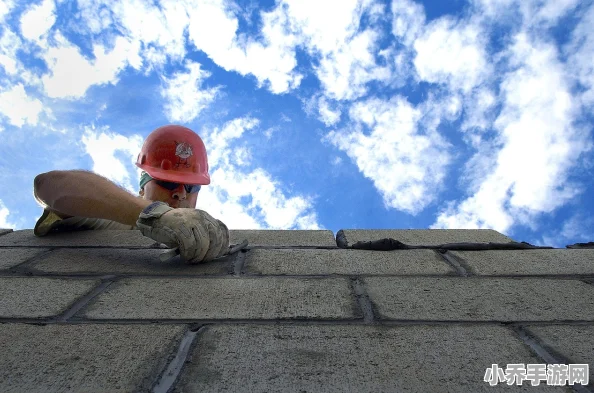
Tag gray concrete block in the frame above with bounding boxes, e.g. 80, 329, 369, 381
364, 277, 594, 321
0, 228, 12, 236
30, 248, 233, 275
452, 249, 594, 276
0, 323, 185, 393
0, 229, 157, 247
338, 229, 514, 246
230, 230, 336, 247
245, 249, 455, 275
0, 277, 99, 318
83, 277, 356, 320
0, 248, 49, 269
525, 325, 594, 386
176, 324, 566, 392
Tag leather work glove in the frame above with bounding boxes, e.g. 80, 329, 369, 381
136, 201, 230, 263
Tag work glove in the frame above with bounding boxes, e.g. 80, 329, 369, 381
136, 201, 230, 263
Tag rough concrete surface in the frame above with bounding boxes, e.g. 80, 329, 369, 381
0, 247, 49, 269
0, 229, 158, 247
524, 324, 594, 386
452, 249, 594, 275
0, 228, 13, 236
0, 323, 186, 393
339, 229, 514, 246
364, 277, 594, 321
175, 324, 568, 393
83, 277, 357, 320
0, 277, 99, 318
230, 229, 336, 247
245, 248, 456, 275
30, 248, 233, 275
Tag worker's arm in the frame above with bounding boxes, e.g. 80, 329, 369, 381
34, 170, 151, 226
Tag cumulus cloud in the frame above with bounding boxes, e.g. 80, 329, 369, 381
200, 117, 321, 229
433, 32, 592, 232
42, 33, 141, 99
0, 199, 16, 229
283, 0, 391, 100
326, 96, 451, 214
81, 127, 144, 193
0, 84, 45, 127
19, 0, 56, 44
160, 60, 220, 123
187, 0, 302, 94
413, 18, 489, 93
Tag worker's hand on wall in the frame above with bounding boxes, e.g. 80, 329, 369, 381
136, 201, 230, 263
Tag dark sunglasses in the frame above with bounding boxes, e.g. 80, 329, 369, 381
154, 180, 201, 193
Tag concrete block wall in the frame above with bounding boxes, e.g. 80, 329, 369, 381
0, 228, 592, 392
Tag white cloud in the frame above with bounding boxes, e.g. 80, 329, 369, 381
326, 96, 451, 214
20, 0, 56, 44
160, 60, 220, 123
0, 23, 21, 75
433, 33, 592, 232
200, 117, 321, 229
0, 199, 16, 229
391, 0, 425, 46
317, 96, 342, 126
81, 127, 144, 193
0, 0, 15, 25
41, 33, 141, 99
0, 84, 45, 127
565, 3, 594, 108
283, 0, 390, 100
187, 0, 302, 94
413, 18, 489, 93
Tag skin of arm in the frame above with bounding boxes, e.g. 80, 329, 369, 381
34, 170, 152, 227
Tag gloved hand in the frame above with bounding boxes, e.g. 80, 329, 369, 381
136, 201, 230, 263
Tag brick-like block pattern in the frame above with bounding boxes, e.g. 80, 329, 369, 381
83, 277, 357, 320
338, 229, 514, 246
364, 277, 594, 321
30, 248, 233, 275
176, 324, 565, 392
0, 277, 99, 318
0, 228, 12, 236
452, 249, 594, 275
0, 323, 185, 392
245, 249, 455, 275
0, 248, 49, 269
525, 325, 594, 386
230, 230, 336, 247
0, 229, 158, 247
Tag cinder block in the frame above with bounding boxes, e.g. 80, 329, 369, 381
0, 248, 49, 270
338, 229, 514, 246
0, 230, 157, 247
0, 228, 12, 236
30, 248, 233, 275
83, 277, 357, 320
176, 324, 565, 392
525, 325, 594, 386
230, 230, 336, 247
452, 249, 594, 276
364, 277, 594, 321
0, 277, 99, 318
245, 249, 455, 275
0, 323, 185, 392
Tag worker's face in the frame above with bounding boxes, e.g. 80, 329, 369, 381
140, 180, 199, 208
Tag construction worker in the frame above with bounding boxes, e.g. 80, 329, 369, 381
33, 124, 229, 263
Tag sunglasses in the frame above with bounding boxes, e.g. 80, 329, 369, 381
154, 179, 201, 193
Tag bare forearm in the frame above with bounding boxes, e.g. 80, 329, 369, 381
34, 170, 151, 226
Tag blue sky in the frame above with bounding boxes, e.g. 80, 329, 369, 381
0, 0, 593, 247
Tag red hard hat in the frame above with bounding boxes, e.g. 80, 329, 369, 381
135, 124, 210, 185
